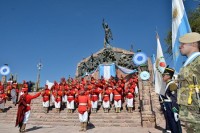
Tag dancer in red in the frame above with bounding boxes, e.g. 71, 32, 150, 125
77, 89, 91, 132
15, 88, 41, 132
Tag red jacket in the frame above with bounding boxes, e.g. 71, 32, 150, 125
0, 93, 7, 104
91, 88, 99, 102
113, 87, 122, 101
103, 89, 110, 102
24, 92, 41, 112
53, 90, 63, 103
77, 95, 91, 114
41, 89, 51, 102
125, 86, 135, 99
67, 90, 75, 102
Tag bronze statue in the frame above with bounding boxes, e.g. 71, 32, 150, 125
102, 19, 113, 48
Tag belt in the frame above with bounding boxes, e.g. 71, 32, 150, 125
128, 93, 132, 94
115, 95, 121, 96
104, 95, 108, 96
79, 103, 87, 105
164, 99, 172, 102
68, 96, 74, 97
92, 95, 97, 96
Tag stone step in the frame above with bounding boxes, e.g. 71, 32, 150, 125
0, 114, 141, 121
1, 93, 143, 127
0, 119, 141, 127
5, 106, 140, 114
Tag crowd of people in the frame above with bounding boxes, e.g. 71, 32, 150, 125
1, 32, 200, 133
0, 74, 139, 132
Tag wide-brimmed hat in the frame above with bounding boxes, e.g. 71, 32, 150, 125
179, 32, 200, 43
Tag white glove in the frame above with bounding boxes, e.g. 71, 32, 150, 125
174, 112, 179, 122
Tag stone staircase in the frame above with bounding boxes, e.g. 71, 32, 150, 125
0, 59, 165, 128
0, 94, 142, 127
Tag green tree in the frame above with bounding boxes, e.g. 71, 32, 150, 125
189, 7, 200, 33
165, 7, 200, 56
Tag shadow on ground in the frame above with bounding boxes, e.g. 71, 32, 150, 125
155, 125, 165, 133
87, 122, 95, 130
26, 126, 43, 132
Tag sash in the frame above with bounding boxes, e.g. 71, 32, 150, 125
183, 52, 200, 67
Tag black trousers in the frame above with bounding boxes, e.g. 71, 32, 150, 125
165, 102, 182, 133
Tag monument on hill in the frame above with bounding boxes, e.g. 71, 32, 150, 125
76, 47, 136, 78
76, 20, 137, 78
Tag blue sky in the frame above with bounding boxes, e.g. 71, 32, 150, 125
0, 0, 199, 86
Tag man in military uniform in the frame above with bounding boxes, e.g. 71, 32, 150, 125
162, 67, 182, 133
178, 32, 200, 133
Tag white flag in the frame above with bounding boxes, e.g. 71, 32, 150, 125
155, 33, 166, 95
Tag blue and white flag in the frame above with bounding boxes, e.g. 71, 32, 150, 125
99, 63, 116, 80
172, 0, 191, 73
117, 65, 137, 74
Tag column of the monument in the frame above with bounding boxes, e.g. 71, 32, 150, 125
140, 59, 156, 127
147, 58, 164, 125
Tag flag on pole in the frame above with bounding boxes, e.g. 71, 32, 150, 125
99, 63, 116, 80
172, 0, 191, 73
151, 54, 156, 83
155, 33, 166, 95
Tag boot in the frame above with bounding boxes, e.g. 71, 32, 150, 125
117, 107, 119, 113
83, 122, 87, 132
130, 107, 133, 113
118, 107, 121, 113
44, 107, 47, 113
56, 108, 60, 113
46, 107, 49, 113
117, 107, 120, 113
128, 107, 131, 113
79, 122, 84, 132
20, 124, 26, 132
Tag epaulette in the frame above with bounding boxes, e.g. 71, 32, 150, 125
169, 83, 177, 91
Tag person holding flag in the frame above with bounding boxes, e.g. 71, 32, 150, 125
178, 32, 200, 133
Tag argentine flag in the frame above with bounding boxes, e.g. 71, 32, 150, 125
172, 0, 191, 73
99, 63, 116, 80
